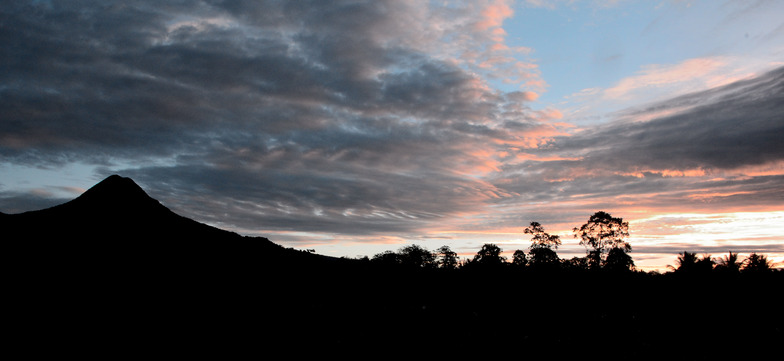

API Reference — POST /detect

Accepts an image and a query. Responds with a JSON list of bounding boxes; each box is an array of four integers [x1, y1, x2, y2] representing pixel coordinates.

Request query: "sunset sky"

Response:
[[2, 0, 783, 271]]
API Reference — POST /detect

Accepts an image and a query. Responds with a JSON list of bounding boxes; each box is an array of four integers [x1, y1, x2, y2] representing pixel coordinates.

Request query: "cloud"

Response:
[[0, 0, 551, 236], [492, 65, 784, 226], [474, 0, 513, 30], [601, 57, 729, 101]]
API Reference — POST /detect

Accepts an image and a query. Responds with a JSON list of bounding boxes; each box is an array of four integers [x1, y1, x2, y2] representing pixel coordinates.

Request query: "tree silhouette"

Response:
[[397, 245, 436, 269], [436, 245, 459, 270], [524, 222, 562, 249], [671, 252, 715, 274], [715, 251, 742, 273], [371, 250, 401, 266], [564, 256, 589, 271], [573, 211, 631, 269], [672, 251, 698, 273], [512, 249, 527, 267], [695, 254, 715, 273], [604, 247, 635, 272], [371, 245, 436, 269], [524, 221, 561, 268], [472, 243, 506, 267], [742, 253, 772, 273]]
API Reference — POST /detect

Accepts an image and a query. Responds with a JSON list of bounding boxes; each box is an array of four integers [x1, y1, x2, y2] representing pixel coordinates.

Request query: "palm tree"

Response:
[[715, 251, 742, 273], [742, 253, 772, 273], [695, 254, 714, 273], [673, 251, 699, 273]]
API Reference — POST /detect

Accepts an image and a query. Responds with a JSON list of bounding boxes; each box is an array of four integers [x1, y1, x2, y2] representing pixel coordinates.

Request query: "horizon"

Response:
[[2, 1, 783, 272]]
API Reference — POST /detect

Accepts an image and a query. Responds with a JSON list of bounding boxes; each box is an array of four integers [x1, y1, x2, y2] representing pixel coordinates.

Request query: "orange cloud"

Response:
[[616, 168, 708, 178], [515, 153, 582, 162], [475, 0, 515, 31], [686, 191, 755, 201]]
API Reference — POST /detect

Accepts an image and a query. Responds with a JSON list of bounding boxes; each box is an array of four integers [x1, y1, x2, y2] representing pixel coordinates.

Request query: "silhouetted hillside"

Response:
[[7, 174, 256, 241], [3, 174, 355, 291]]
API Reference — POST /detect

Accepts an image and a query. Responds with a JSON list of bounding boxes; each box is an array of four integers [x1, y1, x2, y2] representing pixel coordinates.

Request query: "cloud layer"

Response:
[[1, 0, 557, 235]]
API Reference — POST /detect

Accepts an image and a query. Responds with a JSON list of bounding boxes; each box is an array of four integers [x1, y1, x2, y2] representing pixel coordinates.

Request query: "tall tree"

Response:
[[524, 222, 561, 268], [524, 222, 562, 249], [573, 211, 631, 269]]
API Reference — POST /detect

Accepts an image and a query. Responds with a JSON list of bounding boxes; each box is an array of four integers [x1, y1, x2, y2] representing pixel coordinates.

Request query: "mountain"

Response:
[[4, 175, 366, 353], [6, 174, 252, 241], [2, 174, 344, 275]]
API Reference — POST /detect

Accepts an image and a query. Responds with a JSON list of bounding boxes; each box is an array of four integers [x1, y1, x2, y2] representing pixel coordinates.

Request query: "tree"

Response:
[[695, 254, 715, 273], [371, 250, 402, 266], [564, 256, 589, 271], [436, 245, 459, 270], [742, 253, 772, 273], [397, 244, 436, 269], [604, 247, 635, 272], [528, 248, 560, 269], [672, 251, 699, 273], [715, 251, 742, 273], [524, 222, 562, 249], [472, 243, 506, 267], [573, 211, 631, 269], [525, 221, 561, 268], [512, 250, 527, 267], [671, 252, 714, 274]]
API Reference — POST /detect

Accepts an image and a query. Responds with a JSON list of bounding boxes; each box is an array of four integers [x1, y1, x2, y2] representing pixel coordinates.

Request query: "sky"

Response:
[[2, 0, 783, 272]]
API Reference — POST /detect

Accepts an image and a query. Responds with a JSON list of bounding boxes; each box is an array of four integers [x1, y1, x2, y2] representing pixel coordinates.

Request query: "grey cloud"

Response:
[[570, 66, 784, 172], [1, 1, 543, 234], [1, 1, 519, 159], [118, 161, 490, 235], [0, 191, 70, 214], [494, 65, 784, 216]]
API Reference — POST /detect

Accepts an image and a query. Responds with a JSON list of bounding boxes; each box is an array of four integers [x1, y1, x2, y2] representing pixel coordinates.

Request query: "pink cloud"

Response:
[[474, 0, 515, 31], [603, 57, 728, 101]]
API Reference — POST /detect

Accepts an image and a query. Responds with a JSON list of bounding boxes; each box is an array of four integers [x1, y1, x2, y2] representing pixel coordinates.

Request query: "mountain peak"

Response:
[[6, 174, 230, 240], [83, 174, 144, 193], [73, 174, 156, 208]]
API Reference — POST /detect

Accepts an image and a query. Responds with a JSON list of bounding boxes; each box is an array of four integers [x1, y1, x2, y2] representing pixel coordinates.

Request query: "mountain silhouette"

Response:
[[5, 174, 251, 241], [2, 174, 347, 277], [4, 175, 421, 356]]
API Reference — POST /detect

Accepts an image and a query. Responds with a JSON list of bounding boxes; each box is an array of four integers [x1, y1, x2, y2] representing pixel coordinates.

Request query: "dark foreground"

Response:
[[4, 175, 781, 357], [7, 247, 782, 358]]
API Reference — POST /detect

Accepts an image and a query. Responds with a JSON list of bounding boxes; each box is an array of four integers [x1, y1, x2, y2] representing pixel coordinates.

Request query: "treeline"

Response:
[[348, 211, 779, 274]]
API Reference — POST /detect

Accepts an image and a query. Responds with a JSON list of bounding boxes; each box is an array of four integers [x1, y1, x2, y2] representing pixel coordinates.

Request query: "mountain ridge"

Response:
[[1, 174, 349, 274], [6, 174, 236, 239]]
